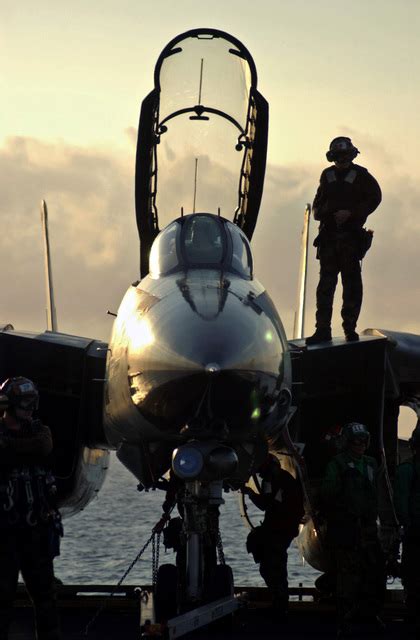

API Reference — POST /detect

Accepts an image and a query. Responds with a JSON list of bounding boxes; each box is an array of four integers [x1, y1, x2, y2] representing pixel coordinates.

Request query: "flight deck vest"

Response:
[[330, 452, 378, 526], [0, 419, 58, 528]]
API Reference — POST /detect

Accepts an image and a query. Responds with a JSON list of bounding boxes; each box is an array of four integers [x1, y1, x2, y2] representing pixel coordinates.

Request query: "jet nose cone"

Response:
[[126, 285, 289, 436]]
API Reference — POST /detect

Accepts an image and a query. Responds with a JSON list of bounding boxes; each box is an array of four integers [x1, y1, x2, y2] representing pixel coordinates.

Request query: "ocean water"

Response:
[[56, 453, 321, 588]]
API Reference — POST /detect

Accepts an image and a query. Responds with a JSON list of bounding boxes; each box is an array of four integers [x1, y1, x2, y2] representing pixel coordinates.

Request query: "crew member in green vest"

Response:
[[394, 423, 420, 633], [320, 422, 385, 637]]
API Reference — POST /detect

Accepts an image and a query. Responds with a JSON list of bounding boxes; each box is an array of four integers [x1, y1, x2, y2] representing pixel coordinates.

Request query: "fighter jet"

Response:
[[102, 28, 292, 609], [1, 27, 419, 622]]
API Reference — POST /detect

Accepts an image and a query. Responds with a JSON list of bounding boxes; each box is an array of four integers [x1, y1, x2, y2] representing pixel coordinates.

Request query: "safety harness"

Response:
[[325, 168, 358, 184], [0, 419, 60, 529]]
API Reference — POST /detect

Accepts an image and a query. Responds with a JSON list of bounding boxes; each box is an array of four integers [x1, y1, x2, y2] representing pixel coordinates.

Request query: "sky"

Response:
[[1, 1, 420, 430]]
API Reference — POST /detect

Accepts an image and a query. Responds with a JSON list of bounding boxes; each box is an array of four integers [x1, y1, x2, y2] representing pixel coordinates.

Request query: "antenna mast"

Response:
[[293, 203, 311, 339], [40, 200, 58, 332]]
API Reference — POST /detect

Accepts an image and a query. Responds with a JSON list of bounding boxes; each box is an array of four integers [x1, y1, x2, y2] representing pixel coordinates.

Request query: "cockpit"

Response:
[[149, 214, 253, 279]]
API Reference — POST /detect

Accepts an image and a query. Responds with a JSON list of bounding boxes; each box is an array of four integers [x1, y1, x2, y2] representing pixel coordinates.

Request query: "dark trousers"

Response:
[[0, 525, 61, 640], [401, 536, 420, 622], [258, 531, 293, 610], [315, 232, 362, 333], [333, 539, 385, 621]]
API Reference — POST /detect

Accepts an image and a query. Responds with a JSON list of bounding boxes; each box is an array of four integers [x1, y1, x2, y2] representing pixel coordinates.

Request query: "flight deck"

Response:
[[11, 584, 416, 639]]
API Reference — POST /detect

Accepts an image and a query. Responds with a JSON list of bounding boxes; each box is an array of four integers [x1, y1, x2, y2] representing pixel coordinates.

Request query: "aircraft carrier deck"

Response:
[[11, 584, 417, 639]]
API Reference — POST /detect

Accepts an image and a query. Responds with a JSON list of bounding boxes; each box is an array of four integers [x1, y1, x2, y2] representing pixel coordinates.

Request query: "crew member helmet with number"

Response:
[[342, 421, 370, 449], [326, 136, 360, 163], [0, 376, 39, 411]]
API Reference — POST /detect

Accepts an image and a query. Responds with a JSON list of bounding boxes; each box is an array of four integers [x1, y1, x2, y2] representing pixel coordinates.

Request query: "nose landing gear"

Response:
[[151, 480, 240, 637]]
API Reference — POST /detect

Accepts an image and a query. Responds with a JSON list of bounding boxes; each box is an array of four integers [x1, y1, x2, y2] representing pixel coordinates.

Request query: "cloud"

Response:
[[0, 136, 138, 340], [1, 131, 420, 345]]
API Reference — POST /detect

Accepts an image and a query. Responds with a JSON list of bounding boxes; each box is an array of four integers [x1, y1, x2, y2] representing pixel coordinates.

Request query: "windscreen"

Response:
[[149, 221, 180, 276]]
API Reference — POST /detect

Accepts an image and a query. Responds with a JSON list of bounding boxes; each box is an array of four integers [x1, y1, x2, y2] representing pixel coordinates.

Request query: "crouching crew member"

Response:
[[0, 377, 63, 640], [320, 422, 385, 637], [245, 454, 304, 616], [394, 423, 420, 632], [306, 137, 382, 345]]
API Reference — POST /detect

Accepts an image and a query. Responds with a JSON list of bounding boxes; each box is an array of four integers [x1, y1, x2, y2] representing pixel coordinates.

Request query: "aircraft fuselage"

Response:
[[103, 215, 291, 485]]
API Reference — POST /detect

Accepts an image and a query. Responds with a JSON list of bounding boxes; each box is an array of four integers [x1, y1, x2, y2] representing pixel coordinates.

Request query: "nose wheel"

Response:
[[206, 564, 234, 602], [154, 563, 179, 623]]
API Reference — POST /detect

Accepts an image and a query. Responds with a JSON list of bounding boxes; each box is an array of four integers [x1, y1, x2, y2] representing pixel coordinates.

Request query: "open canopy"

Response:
[[135, 28, 268, 277]]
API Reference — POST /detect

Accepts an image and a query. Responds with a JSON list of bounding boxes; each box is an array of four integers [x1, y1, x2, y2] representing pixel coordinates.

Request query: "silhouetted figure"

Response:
[[306, 137, 381, 345], [320, 422, 385, 637], [185, 215, 223, 264], [394, 422, 420, 633], [245, 454, 304, 616], [0, 377, 62, 640]]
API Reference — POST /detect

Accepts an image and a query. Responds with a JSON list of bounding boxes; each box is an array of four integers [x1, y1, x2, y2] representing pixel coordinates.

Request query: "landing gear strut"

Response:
[[152, 479, 240, 637]]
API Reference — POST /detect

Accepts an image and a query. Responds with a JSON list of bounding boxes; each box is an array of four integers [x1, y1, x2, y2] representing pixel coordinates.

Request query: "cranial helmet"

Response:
[[191, 216, 220, 248], [0, 376, 39, 411], [326, 136, 360, 162], [342, 422, 370, 448], [409, 422, 420, 449]]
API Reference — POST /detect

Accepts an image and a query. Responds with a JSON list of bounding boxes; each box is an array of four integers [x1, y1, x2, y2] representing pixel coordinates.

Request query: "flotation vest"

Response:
[[0, 419, 59, 527], [329, 452, 378, 525]]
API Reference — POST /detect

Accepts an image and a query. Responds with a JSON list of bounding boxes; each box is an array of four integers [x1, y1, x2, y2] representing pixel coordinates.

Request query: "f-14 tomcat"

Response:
[[1, 28, 419, 620]]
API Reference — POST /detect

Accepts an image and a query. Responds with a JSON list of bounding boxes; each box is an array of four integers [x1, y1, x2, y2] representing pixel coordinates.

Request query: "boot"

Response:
[[345, 330, 359, 342], [305, 328, 332, 345]]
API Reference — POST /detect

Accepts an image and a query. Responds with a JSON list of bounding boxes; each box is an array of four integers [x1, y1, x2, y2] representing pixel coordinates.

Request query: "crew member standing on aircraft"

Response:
[[320, 422, 385, 637], [394, 422, 420, 633], [245, 454, 304, 617], [306, 137, 382, 345], [0, 377, 62, 640]]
